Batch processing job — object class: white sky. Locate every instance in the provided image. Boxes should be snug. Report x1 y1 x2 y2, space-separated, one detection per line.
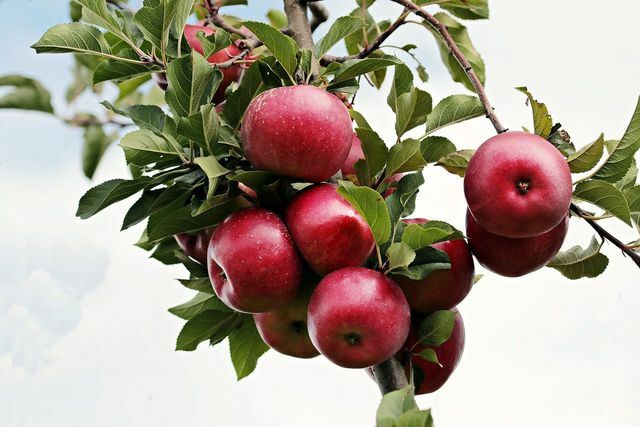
1 0 640 426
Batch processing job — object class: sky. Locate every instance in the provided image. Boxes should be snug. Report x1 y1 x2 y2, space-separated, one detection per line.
1 0 640 426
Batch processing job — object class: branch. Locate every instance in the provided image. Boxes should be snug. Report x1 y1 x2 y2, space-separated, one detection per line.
371 358 409 394
308 2 329 32
321 10 410 65
283 0 315 50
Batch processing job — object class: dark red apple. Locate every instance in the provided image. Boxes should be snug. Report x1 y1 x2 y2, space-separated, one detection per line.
285 184 375 276
241 85 353 182
253 278 320 359
341 133 364 178
174 228 214 264
307 267 411 369
466 209 569 277
184 24 245 104
399 308 465 395
393 219 475 314
464 131 572 238
207 208 302 313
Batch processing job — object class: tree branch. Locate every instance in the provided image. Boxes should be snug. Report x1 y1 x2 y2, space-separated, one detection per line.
308 2 329 32
371 358 409 394
283 0 316 50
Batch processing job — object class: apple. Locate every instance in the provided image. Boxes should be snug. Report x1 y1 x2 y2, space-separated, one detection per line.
253 277 320 359
307 267 411 369
241 85 353 182
466 209 569 277
393 219 475 314
464 131 572 238
382 173 406 198
285 184 375 276
398 309 465 395
207 207 302 313
174 228 214 264
184 24 245 104
341 133 364 178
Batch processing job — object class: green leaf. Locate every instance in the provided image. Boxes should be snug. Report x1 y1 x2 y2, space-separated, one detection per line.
330 56 401 85
174 0 197 53
222 61 269 129
315 16 364 58
386 242 417 272
567 134 605 173
169 292 230 320
197 28 232 58
616 159 637 190
31 23 114 59
82 125 116 179
76 0 127 39
418 310 456 347
386 139 427 177
350 110 372 130
0 75 54 113
387 63 414 113
573 180 632 226
393 409 434 427
624 185 640 228
395 88 433 137
386 173 425 239
402 221 464 250
392 246 451 281
547 237 609 280
266 9 288 28
436 149 475 177
417 348 440 366
243 21 299 78
178 278 216 294
119 129 182 166
337 181 392 245
420 136 456 163
593 97 640 183
76 177 152 219
102 101 166 135
176 310 239 351
134 0 178 55
435 0 489 20
121 189 163 230
177 104 221 153
228 319 270 380
424 94 483 135
376 386 419 425
515 87 553 139
194 156 230 197
166 52 221 118
355 128 389 185
93 58 154 85
424 13 485 92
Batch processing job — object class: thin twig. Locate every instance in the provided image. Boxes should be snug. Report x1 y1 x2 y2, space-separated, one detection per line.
308 2 329 32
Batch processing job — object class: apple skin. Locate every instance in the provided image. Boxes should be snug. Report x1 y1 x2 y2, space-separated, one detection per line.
464 131 572 238
341 133 364 178
466 209 569 277
393 219 475 314
307 267 411 369
285 184 375 276
241 85 353 182
382 173 406 198
174 228 214 264
253 277 320 359
207 208 302 313
184 24 244 104
398 309 465 395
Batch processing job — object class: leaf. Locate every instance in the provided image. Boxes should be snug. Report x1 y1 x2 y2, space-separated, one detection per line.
436 0 489 20
424 13 485 92
436 149 475 177
416 348 440 366
376 386 419 425
102 101 166 135
121 189 163 230
174 0 197 53
177 104 221 153
178 278 216 294
616 159 637 190
386 242 417 272
420 136 456 163
266 9 288 28
355 128 389 185
194 156 230 197
222 61 268 129
166 52 221 118
134 0 178 55
76 177 152 219
624 185 640 228
392 246 451 281
315 16 364 58
337 181 392 245
547 237 610 279
424 94 483 135
82 125 115 179
31 23 113 58
573 180 632 226
176 310 239 351
197 28 232 58
0 75 54 113
119 129 181 166
228 319 270 380
567 134 605 173
387 63 414 113
76 0 127 38
169 292 230 320
394 409 434 427
386 173 425 238
386 139 427 177
330 56 401 85
395 88 433 136
350 110 372 130
515 87 553 139
243 21 299 78
593 97 640 183
93 50 155 84
402 221 464 250
418 310 456 347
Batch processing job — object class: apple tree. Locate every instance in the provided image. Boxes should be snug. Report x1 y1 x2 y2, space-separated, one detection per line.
2 0 639 424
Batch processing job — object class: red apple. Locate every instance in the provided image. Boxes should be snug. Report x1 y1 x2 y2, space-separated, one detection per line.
285 184 375 276
399 309 465 395
253 278 320 359
464 131 572 238
341 133 364 178
466 209 569 277
393 219 475 314
207 208 302 313
307 267 411 369
241 85 353 182
174 228 214 264
184 24 245 104
382 173 406 198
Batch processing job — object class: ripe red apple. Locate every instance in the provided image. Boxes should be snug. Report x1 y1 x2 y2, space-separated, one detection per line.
464 131 572 238
285 184 375 276
341 133 364 178
466 210 569 277
307 267 411 369
174 228 214 264
393 219 475 314
184 24 245 104
398 309 465 395
253 278 320 359
241 85 353 182
207 208 302 313
382 173 406 198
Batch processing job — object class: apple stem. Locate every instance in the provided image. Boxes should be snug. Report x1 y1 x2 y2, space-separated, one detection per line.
371 358 410 395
